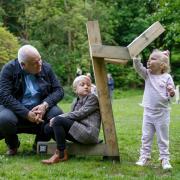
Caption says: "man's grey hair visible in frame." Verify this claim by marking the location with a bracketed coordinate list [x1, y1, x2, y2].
[18, 45, 40, 64]
[73, 75, 91, 89]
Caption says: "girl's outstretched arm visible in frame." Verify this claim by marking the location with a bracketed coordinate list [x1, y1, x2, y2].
[133, 56, 147, 80]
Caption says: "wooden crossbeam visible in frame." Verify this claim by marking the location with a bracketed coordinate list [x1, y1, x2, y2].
[91, 45, 131, 60]
[127, 21, 165, 58]
[104, 58, 128, 65]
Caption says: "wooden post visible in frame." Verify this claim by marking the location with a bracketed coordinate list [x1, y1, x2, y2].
[86, 21, 120, 160]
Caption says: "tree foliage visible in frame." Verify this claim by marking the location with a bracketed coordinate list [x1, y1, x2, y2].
[0, 0, 179, 87]
[0, 27, 20, 68]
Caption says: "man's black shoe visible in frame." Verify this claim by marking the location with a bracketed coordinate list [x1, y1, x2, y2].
[6, 140, 20, 156]
[6, 148, 18, 156]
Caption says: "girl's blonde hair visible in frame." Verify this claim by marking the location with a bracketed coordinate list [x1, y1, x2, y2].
[151, 49, 170, 73]
[73, 75, 91, 90]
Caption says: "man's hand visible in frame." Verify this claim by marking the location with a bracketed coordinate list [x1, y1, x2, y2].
[31, 102, 48, 120]
[27, 110, 44, 124]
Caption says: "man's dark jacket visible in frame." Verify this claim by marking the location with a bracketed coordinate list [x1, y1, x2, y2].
[0, 59, 64, 119]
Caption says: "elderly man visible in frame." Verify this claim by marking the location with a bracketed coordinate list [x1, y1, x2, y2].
[0, 45, 64, 155]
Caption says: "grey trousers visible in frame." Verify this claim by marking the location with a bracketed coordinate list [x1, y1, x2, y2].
[0, 105, 63, 149]
[140, 107, 170, 160]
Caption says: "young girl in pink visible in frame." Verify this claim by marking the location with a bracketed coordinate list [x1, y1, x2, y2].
[133, 49, 175, 170]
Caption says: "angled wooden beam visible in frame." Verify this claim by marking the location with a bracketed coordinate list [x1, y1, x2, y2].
[91, 45, 131, 59]
[104, 58, 128, 65]
[127, 21, 165, 58]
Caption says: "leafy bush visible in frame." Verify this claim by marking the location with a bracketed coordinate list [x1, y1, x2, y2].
[107, 63, 144, 90]
[0, 27, 20, 68]
[62, 85, 76, 103]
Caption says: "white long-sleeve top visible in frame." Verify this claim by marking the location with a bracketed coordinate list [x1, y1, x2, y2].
[133, 59, 174, 109]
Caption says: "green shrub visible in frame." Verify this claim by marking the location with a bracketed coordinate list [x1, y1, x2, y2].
[0, 27, 20, 68]
[62, 85, 76, 103]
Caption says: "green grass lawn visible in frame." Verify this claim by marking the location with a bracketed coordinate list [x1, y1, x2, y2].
[0, 95, 179, 179]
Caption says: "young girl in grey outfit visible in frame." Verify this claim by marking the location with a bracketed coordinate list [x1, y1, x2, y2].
[42, 75, 101, 164]
[133, 49, 175, 170]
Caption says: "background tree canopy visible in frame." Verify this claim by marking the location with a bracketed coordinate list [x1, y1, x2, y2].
[0, 0, 179, 89]
[0, 27, 20, 68]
